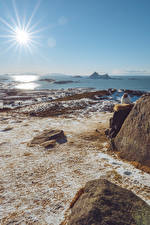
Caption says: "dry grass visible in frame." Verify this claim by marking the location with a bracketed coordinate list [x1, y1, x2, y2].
[114, 152, 150, 174]
[79, 127, 107, 144]
[53, 90, 109, 102]
[1, 110, 150, 224]
[23, 152, 33, 157]
[131, 161, 150, 174]
[0, 154, 11, 158]
[113, 170, 122, 183]
[106, 170, 122, 183]
[0, 185, 4, 193]
[29, 104, 89, 117]
[70, 188, 84, 208]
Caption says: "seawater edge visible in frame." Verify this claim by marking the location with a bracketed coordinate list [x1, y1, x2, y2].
[0, 74, 150, 91]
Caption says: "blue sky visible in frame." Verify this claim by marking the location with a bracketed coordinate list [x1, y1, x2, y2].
[0, 0, 150, 75]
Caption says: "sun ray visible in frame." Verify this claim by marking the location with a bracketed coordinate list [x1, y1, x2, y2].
[29, 25, 51, 36]
[26, 0, 41, 30]
[27, 19, 42, 33]
[12, 0, 21, 29]
[0, 17, 16, 33]
[2, 41, 18, 54]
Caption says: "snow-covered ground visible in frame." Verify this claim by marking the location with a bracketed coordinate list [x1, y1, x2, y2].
[0, 111, 150, 225]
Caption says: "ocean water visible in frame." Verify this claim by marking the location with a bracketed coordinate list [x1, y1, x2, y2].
[0, 74, 150, 92]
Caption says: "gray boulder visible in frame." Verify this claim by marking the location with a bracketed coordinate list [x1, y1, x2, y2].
[66, 179, 150, 225]
[114, 94, 150, 167]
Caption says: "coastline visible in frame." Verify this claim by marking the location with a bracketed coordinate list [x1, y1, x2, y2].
[0, 87, 145, 113]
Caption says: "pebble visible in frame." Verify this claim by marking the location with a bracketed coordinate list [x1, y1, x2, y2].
[124, 171, 132, 176]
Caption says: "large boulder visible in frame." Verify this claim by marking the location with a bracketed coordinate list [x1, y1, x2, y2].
[105, 104, 134, 138]
[66, 179, 150, 225]
[114, 94, 150, 167]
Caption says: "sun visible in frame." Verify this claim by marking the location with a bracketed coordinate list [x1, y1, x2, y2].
[0, 0, 42, 53]
[15, 28, 30, 45]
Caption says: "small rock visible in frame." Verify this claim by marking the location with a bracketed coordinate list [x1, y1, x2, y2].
[28, 129, 67, 147]
[2, 127, 13, 132]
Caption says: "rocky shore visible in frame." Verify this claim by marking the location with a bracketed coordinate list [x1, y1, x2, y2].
[0, 88, 150, 224]
[0, 87, 145, 114]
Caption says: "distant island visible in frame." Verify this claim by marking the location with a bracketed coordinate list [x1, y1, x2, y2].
[89, 72, 111, 79]
[54, 80, 75, 84]
[73, 75, 83, 78]
[39, 78, 55, 82]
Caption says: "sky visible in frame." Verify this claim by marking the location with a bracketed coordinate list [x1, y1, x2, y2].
[0, 0, 150, 75]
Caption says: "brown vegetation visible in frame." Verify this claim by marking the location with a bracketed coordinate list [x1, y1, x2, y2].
[53, 90, 110, 102]
[131, 161, 150, 174]
[70, 188, 84, 208]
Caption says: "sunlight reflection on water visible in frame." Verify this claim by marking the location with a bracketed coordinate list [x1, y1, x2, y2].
[15, 82, 39, 90]
[13, 75, 39, 83]
[12, 75, 39, 89]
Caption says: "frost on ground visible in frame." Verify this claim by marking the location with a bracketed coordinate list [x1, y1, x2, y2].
[0, 111, 150, 225]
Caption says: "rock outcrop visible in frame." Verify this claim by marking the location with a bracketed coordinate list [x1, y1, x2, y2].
[28, 129, 67, 148]
[114, 94, 150, 167]
[66, 179, 150, 225]
[105, 104, 134, 138]
[89, 72, 111, 79]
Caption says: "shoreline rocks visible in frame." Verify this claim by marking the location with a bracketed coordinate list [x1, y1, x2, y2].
[0, 88, 146, 119]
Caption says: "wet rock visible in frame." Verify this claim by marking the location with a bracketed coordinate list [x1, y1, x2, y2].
[66, 179, 150, 225]
[114, 94, 150, 167]
[28, 129, 67, 147]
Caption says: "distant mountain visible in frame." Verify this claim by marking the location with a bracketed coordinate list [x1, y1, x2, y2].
[89, 72, 111, 79]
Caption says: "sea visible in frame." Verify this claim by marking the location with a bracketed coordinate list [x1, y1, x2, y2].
[0, 74, 150, 92]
